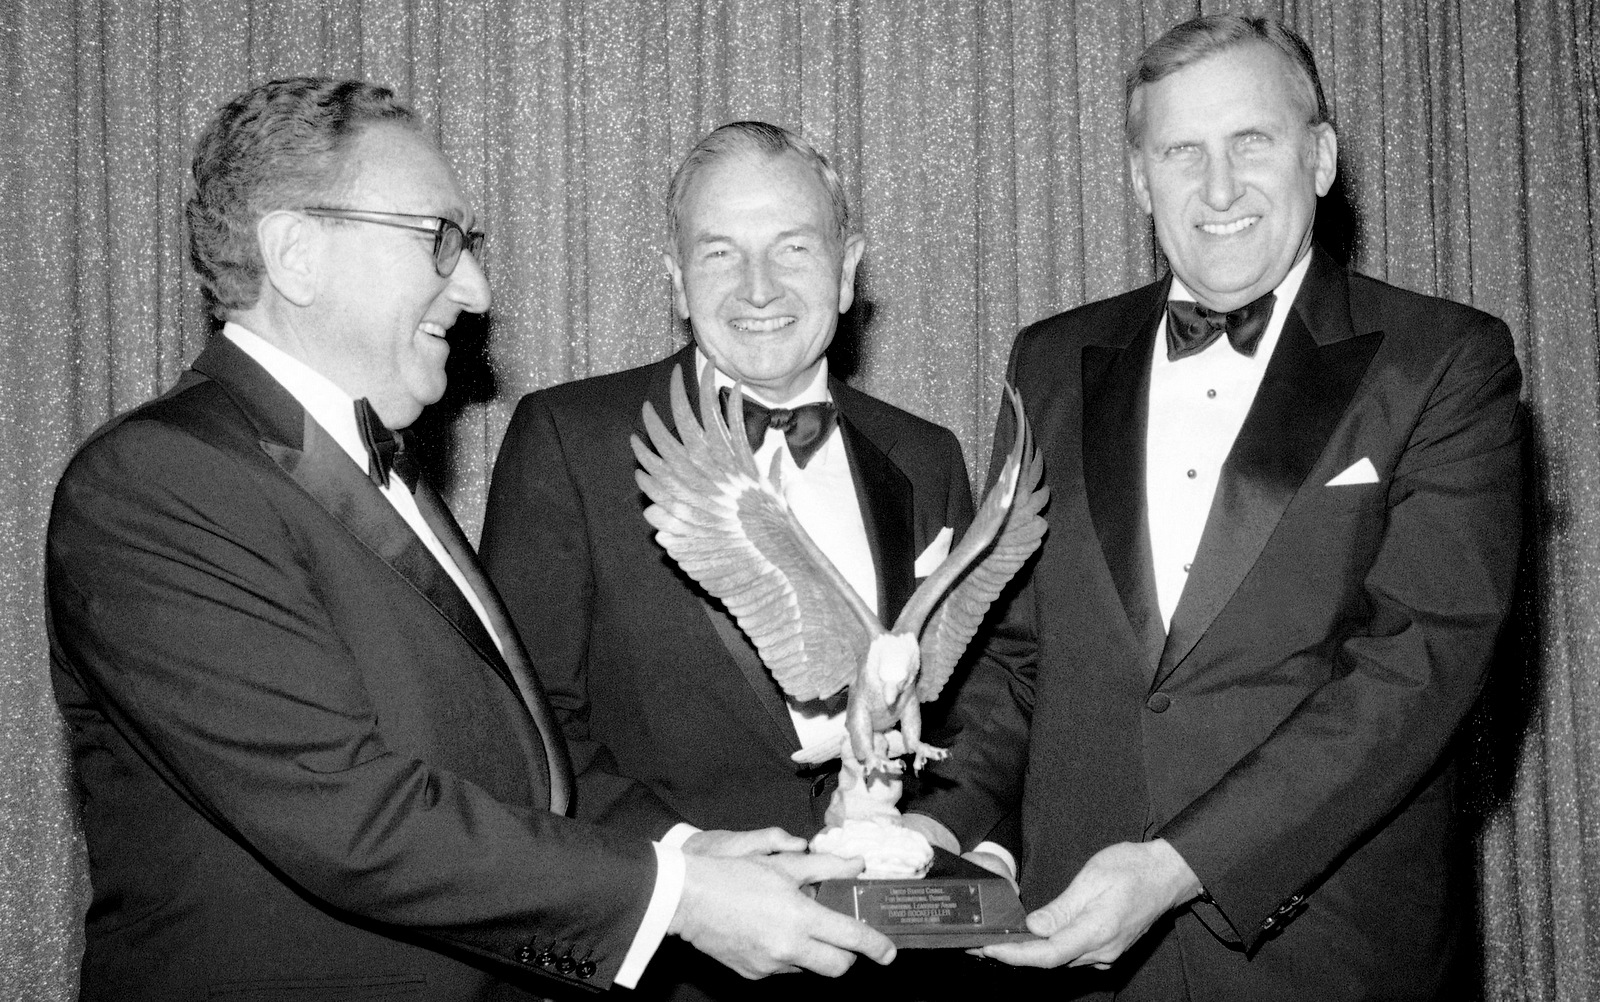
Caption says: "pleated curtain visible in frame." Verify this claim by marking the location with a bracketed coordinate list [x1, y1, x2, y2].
[2, 1, 1595, 998]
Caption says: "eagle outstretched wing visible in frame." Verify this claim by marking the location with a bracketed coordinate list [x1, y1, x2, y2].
[631, 363, 881, 702]
[892, 384, 1050, 702]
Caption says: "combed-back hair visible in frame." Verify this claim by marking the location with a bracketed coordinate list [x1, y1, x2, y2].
[186, 77, 419, 317]
[665, 121, 853, 253]
[1124, 15, 1330, 148]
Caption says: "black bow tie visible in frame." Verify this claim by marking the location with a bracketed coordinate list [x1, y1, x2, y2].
[719, 388, 837, 469]
[1165, 293, 1277, 361]
[354, 398, 420, 492]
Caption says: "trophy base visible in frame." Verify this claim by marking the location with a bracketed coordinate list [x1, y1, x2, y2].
[811, 848, 1036, 948]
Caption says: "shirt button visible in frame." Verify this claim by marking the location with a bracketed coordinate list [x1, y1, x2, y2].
[1186, 469, 1197, 479]
[1183, 563, 1192, 572]
[1207, 388, 1217, 398]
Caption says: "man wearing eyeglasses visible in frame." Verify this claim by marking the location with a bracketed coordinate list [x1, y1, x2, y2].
[46, 77, 893, 1001]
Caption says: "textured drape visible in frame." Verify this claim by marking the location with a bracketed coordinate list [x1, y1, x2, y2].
[2, 1, 1595, 998]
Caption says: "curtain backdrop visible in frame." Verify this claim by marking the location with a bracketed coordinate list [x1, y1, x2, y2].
[3, 1, 1595, 998]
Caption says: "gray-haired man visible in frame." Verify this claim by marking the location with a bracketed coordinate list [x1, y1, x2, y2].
[482, 121, 976, 999]
[906, 15, 1522, 1001]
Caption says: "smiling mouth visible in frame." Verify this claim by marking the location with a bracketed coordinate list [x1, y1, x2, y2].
[1200, 216, 1260, 236]
[730, 316, 796, 333]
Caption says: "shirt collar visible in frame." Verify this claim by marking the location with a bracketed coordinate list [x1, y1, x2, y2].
[222, 322, 370, 470]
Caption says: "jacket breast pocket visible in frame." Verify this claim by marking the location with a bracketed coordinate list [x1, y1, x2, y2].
[1303, 481, 1386, 516]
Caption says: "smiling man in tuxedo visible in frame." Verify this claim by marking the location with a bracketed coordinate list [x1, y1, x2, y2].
[480, 121, 975, 999]
[46, 79, 893, 1000]
[904, 15, 1523, 1001]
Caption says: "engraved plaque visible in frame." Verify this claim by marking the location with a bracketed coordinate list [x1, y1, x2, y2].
[811, 849, 1035, 948]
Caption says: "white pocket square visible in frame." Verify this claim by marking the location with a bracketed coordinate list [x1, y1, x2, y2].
[1325, 457, 1379, 487]
[914, 527, 954, 578]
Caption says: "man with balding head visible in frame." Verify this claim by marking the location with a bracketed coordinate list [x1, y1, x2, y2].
[48, 80, 893, 1000]
[481, 121, 975, 999]
[905, 15, 1522, 1001]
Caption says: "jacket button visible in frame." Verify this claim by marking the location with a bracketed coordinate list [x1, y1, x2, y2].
[1146, 692, 1172, 713]
[577, 960, 597, 979]
[556, 954, 576, 974]
[535, 950, 555, 967]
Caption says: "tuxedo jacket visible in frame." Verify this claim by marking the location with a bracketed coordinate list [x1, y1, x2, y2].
[480, 345, 975, 844]
[911, 248, 1523, 1001]
[47, 335, 657, 1001]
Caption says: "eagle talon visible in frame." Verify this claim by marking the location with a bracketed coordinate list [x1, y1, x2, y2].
[908, 743, 949, 772]
[863, 757, 905, 781]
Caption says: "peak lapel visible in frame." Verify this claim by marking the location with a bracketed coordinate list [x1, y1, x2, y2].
[833, 386, 915, 628]
[193, 336, 564, 808]
[261, 414, 506, 672]
[639, 348, 801, 753]
[1156, 250, 1383, 687]
[1082, 287, 1169, 668]
[634, 344, 703, 443]
[194, 338, 503, 669]
[409, 482, 572, 814]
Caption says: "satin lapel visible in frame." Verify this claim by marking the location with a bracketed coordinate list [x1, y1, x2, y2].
[1156, 252, 1383, 687]
[637, 348, 800, 751]
[410, 481, 573, 814]
[633, 344, 703, 443]
[834, 395, 914, 628]
[192, 336, 566, 806]
[258, 420, 500, 666]
[191, 338, 504, 669]
[1082, 288, 1168, 667]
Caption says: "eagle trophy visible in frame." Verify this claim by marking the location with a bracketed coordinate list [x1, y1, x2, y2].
[632, 364, 1048, 832]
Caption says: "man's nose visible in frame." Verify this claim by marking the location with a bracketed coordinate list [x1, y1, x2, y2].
[448, 247, 492, 314]
[1202, 153, 1243, 211]
[738, 256, 780, 306]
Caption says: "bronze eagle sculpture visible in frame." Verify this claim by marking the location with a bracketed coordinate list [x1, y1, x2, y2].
[631, 364, 1048, 781]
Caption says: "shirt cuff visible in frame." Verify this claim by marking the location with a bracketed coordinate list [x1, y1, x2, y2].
[971, 840, 1017, 882]
[659, 822, 699, 849]
[614, 841, 685, 989]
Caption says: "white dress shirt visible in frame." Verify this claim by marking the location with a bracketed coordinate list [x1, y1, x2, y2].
[699, 350, 876, 757]
[1145, 253, 1313, 629]
[222, 323, 677, 988]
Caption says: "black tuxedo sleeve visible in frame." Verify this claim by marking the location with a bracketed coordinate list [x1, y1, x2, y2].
[47, 417, 656, 986]
[482, 391, 684, 842]
[1158, 311, 1523, 950]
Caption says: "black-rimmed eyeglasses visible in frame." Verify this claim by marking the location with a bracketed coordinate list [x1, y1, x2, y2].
[299, 208, 486, 277]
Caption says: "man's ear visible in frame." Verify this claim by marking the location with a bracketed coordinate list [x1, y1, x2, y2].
[257, 210, 319, 307]
[837, 233, 866, 314]
[1310, 123, 1338, 197]
[1128, 151, 1154, 215]
[661, 249, 690, 319]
